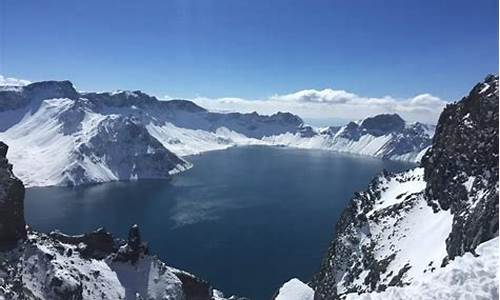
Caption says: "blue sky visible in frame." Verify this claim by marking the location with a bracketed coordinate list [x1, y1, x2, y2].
[1, 0, 498, 123]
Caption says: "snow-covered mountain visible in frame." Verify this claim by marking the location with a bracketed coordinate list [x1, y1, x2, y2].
[275, 75, 499, 300]
[0, 142, 240, 300]
[0, 79, 433, 187]
[264, 114, 434, 162]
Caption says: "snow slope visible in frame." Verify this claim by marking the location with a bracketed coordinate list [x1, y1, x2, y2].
[0, 97, 189, 186]
[281, 237, 498, 300]
[263, 115, 434, 162]
[345, 237, 499, 300]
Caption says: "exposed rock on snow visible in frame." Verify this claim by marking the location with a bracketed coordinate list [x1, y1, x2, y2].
[422, 74, 499, 259]
[310, 75, 499, 299]
[0, 79, 433, 186]
[345, 237, 499, 300]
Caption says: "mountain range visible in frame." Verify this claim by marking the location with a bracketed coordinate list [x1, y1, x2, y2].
[0, 80, 433, 187]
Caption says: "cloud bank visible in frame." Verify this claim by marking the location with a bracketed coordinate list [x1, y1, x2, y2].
[193, 88, 447, 125]
[0, 75, 31, 87]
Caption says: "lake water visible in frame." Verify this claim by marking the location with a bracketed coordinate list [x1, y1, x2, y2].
[25, 146, 414, 299]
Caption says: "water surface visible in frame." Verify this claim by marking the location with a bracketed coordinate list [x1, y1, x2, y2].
[25, 146, 414, 299]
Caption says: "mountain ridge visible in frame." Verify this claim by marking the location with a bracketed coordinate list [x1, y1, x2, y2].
[0, 79, 434, 186]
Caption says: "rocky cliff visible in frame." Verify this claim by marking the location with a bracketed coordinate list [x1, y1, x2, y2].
[0, 142, 26, 244]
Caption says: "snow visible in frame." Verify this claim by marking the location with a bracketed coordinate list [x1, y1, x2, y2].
[262, 130, 429, 163]
[345, 237, 499, 300]
[463, 176, 476, 193]
[0, 99, 77, 186]
[0, 98, 188, 186]
[275, 278, 314, 300]
[366, 168, 426, 216]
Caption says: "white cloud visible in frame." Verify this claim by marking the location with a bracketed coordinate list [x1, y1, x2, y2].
[192, 88, 447, 125]
[0, 75, 31, 87]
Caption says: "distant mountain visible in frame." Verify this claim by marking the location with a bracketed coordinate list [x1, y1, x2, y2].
[274, 75, 499, 300]
[0, 142, 241, 300]
[265, 114, 434, 162]
[0, 79, 433, 186]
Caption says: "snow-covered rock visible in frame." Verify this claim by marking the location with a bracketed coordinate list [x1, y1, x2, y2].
[304, 75, 499, 299]
[274, 278, 314, 300]
[0, 79, 435, 186]
[263, 114, 434, 162]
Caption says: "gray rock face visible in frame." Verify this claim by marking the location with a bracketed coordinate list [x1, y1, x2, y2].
[63, 116, 188, 186]
[332, 114, 434, 160]
[0, 142, 26, 244]
[422, 74, 499, 259]
[359, 114, 405, 137]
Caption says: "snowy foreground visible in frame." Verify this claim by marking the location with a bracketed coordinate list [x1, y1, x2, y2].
[278, 237, 498, 300]
[0, 79, 433, 187]
[0, 229, 240, 300]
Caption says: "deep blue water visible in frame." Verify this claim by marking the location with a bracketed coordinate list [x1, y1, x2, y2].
[25, 146, 414, 299]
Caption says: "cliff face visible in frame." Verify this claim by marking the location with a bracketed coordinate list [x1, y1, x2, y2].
[311, 75, 499, 300]
[422, 74, 499, 259]
[0, 142, 26, 244]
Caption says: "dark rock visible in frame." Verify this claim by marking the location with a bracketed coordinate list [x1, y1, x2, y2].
[359, 114, 405, 137]
[113, 224, 149, 264]
[0, 142, 26, 244]
[422, 74, 498, 259]
[50, 227, 115, 259]
[173, 271, 213, 300]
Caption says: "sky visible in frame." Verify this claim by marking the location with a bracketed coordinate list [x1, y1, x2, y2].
[1, 0, 498, 125]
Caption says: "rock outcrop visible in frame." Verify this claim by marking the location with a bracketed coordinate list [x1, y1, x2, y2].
[422, 74, 499, 259]
[0, 142, 26, 244]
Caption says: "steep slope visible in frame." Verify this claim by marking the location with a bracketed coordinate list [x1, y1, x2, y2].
[0, 92, 189, 187]
[0, 143, 239, 300]
[280, 75, 499, 300]
[421, 74, 499, 259]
